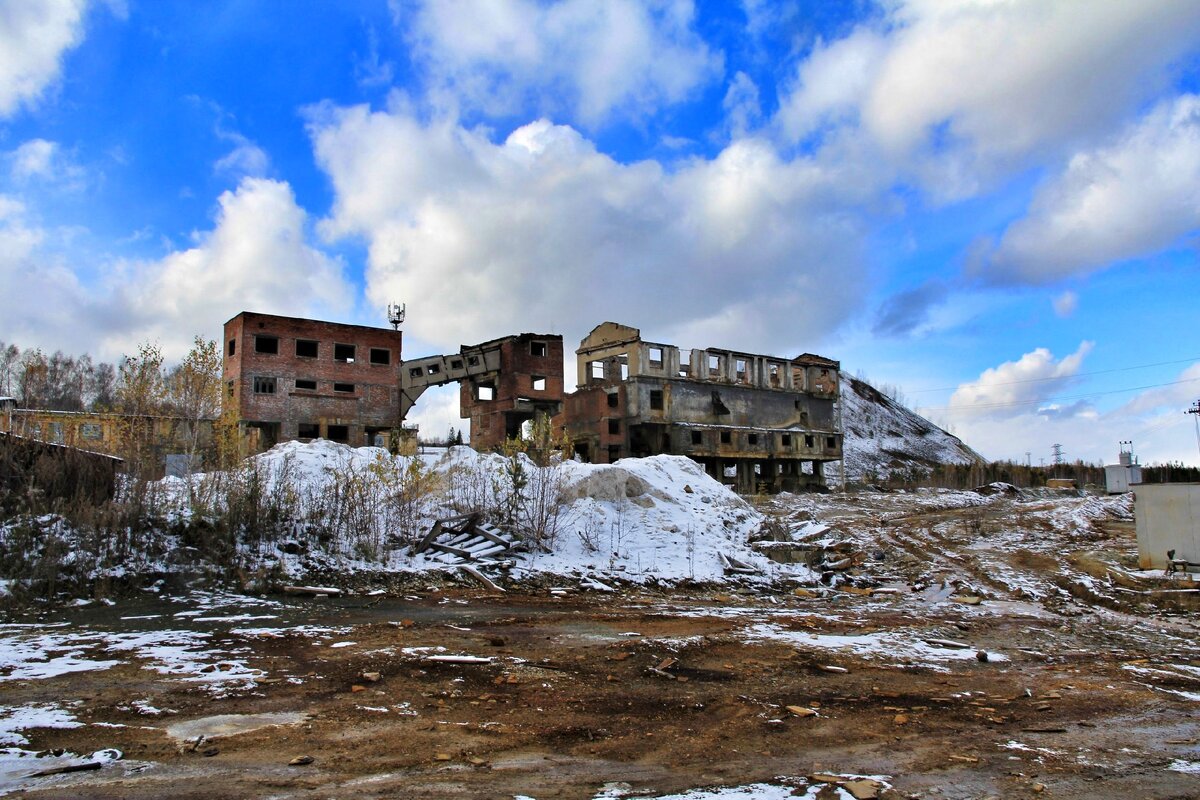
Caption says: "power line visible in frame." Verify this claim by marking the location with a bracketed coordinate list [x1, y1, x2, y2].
[921, 376, 1200, 413]
[905, 356, 1200, 395]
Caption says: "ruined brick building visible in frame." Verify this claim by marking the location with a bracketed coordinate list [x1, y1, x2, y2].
[220, 311, 840, 492]
[559, 323, 841, 493]
[223, 312, 404, 449]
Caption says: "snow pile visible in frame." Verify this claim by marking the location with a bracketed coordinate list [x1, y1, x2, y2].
[516, 454, 772, 582]
[160, 441, 781, 584]
[838, 375, 981, 482]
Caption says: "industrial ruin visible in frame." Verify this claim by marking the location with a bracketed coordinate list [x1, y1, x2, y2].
[1, 310, 843, 491]
[219, 312, 841, 492]
[560, 322, 842, 493]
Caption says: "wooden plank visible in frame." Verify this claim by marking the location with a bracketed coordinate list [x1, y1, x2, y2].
[473, 524, 518, 547]
[460, 565, 505, 593]
[428, 542, 474, 559]
[412, 520, 447, 554]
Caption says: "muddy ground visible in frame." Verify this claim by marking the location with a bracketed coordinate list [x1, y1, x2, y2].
[3, 492, 1199, 799]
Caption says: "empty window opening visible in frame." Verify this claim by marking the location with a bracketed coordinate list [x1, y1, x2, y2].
[226, 380, 234, 398]
[781, 434, 792, 447]
[607, 445, 621, 463]
[720, 430, 732, 444]
[255, 336, 278, 355]
[590, 361, 604, 381]
[412, 367, 427, 379]
[334, 382, 355, 393]
[618, 355, 629, 380]
[748, 433, 758, 445]
[532, 375, 547, 391]
[334, 343, 356, 362]
[296, 339, 318, 358]
[678, 348, 692, 377]
[467, 355, 480, 367]
[768, 363, 780, 386]
[826, 436, 836, 449]
[450, 359, 463, 370]
[530, 340, 547, 357]
[298, 423, 319, 439]
[606, 392, 619, 408]
[426, 363, 440, 375]
[477, 382, 495, 401]
[691, 430, 702, 445]
[648, 347, 663, 368]
[708, 354, 721, 377]
[327, 425, 349, 443]
[754, 463, 762, 475]
[253, 376, 276, 394]
[649, 390, 663, 410]
[802, 461, 815, 475]
[608, 419, 620, 435]
[723, 465, 737, 478]
[228, 339, 236, 356]
[736, 359, 748, 382]
[370, 348, 391, 365]
[804, 434, 815, 448]
[295, 378, 317, 391]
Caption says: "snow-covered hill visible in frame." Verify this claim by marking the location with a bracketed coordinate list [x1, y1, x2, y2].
[837, 375, 982, 483]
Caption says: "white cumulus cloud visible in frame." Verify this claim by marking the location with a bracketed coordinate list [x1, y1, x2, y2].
[949, 341, 1094, 417]
[777, 1, 1200, 181]
[976, 94, 1200, 283]
[0, 179, 352, 361]
[308, 103, 877, 357]
[399, 0, 722, 125]
[0, 0, 90, 117]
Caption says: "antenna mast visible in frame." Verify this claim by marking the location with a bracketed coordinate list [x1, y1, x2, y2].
[387, 303, 406, 331]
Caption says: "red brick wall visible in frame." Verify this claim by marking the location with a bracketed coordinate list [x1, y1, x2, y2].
[222, 312, 403, 443]
[460, 334, 564, 449]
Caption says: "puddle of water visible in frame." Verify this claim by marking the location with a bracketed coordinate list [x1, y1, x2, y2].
[165, 712, 307, 742]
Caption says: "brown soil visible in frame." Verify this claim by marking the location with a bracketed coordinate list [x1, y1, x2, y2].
[8, 586, 1200, 800]
[7, 492, 1200, 799]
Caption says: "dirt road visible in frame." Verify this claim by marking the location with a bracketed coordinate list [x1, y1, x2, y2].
[3, 489, 1199, 798]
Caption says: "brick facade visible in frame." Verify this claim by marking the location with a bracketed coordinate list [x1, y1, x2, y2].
[223, 312, 403, 448]
[459, 334, 564, 450]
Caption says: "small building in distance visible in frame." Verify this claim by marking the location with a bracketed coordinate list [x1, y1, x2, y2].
[559, 322, 842, 493]
[458, 333, 565, 450]
[1104, 442, 1142, 494]
[222, 311, 403, 450]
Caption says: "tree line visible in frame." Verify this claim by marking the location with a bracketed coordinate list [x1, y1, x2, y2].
[0, 337, 221, 420]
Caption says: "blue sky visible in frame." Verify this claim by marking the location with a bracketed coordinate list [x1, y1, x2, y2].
[2, 0, 1199, 466]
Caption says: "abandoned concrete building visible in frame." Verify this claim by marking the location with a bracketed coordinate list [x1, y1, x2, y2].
[223, 311, 404, 449]
[560, 323, 842, 493]
[393, 332, 565, 451]
[219, 311, 841, 492]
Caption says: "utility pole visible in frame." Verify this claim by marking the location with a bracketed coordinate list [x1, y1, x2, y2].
[1051, 443, 1064, 479]
[1188, 400, 1200, 459]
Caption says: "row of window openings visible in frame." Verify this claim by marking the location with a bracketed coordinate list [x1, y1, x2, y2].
[233, 336, 391, 365]
[473, 375, 548, 402]
[691, 430, 836, 449]
[252, 377, 356, 394]
[597, 349, 829, 388]
[598, 419, 835, 450]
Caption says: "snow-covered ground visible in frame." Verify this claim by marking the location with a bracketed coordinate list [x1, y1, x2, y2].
[837, 375, 981, 483]
[149, 440, 789, 585]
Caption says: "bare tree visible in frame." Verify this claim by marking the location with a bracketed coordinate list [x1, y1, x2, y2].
[88, 362, 117, 411]
[166, 336, 222, 477]
[0, 342, 19, 398]
[17, 349, 48, 408]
